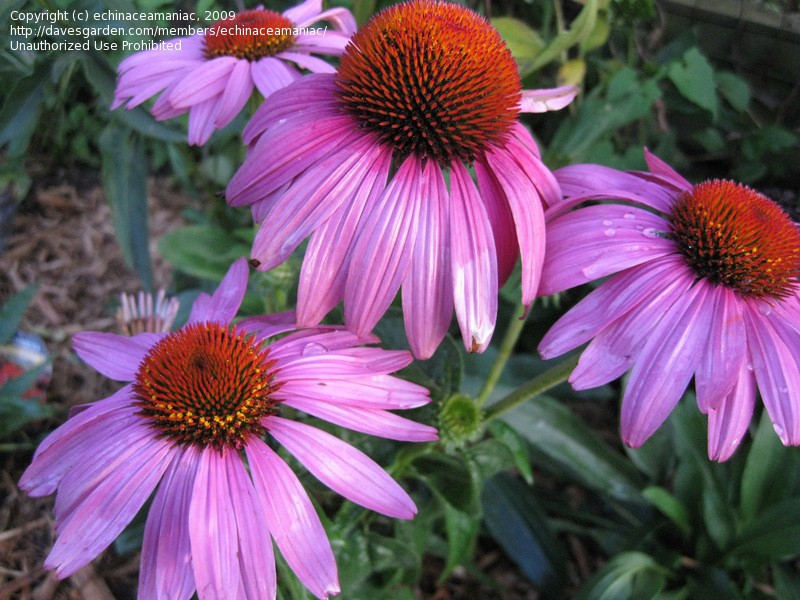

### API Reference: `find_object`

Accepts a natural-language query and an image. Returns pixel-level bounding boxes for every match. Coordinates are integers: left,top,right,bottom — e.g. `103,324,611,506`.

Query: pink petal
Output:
707,364,756,461
250,57,300,99
483,146,547,309
744,305,800,445
695,285,746,413
45,435,175,578
539,205,674,296
19,387,135,496
621,283,714,447
283,396,438,441
72,332,161,381
187,257,248,325
449,160,497,353
283,0,323,25
568,266,695,389
474,160,519,286
168,57,238,108
250,137,383,271
295,6,357,34
643,148,692,190
275,376,430,410
402,160,453,359
292,33,352,55
278,51,336,73
267,417,417,518
267,328,378,360
213,60,254,128
275,350,412,380
344,156,423,337
296,147,392,326
186,97,221,145
554,164,677,214
519,85,579,113
139,446,200,600
245,439,340,599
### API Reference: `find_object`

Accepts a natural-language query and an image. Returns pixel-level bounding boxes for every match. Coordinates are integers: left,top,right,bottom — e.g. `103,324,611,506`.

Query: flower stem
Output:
484,353,579,421
475,302,528,408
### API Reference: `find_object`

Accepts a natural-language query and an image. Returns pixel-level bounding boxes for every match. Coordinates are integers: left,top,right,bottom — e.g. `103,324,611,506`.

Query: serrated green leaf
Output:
99,124,153,289
667,48,718,119
0,285,36,344
641,486,692,536
482,473,566,594
501,397,644,503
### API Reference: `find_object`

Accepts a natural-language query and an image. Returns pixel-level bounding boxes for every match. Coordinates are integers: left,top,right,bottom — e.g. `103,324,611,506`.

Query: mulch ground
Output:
0,170,561,599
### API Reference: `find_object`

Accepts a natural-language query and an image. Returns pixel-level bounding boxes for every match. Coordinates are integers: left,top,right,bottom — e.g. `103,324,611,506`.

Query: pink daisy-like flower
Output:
112,0,356,145
538,149,800,461
20,258,436,599
226,0,578,359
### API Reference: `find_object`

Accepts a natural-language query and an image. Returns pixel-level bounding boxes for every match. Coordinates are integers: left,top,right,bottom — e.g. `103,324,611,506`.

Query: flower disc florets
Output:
335,0,522,165
204,9,296,60
132,322,280,449
670,180,800,299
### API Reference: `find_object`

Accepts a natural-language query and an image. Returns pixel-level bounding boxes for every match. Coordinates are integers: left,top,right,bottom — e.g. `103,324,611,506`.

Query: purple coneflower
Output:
226,0,578,359
112,0,356,145
538,149,800,460
20,258,436,599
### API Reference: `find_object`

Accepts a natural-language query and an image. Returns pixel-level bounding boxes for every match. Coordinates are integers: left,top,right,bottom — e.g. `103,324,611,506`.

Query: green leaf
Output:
0,69,46,157
0,285,36,344
488,420,533,484
530,0,598,72
440,503,480,580
715,71,750,113
0,364,54,438
501,397,644,503
482,473,566,594
82,55,185,143
99,124,153,289
412,453,478,514
740,411,799,520
773,561,800,600
732,497,800,559
574,552,667,600
158,224,251,281
641,486,692,537
667,48,718,120
490,17,544,77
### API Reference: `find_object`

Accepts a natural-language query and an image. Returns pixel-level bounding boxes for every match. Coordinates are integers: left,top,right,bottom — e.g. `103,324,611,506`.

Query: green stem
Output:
484,353,579,421
475,302,528,408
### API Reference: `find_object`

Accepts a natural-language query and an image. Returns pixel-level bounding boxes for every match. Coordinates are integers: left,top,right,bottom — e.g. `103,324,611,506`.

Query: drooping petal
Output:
745,305,800,446
245,439,339,600
282,396,438,441
621,282,714,448
213,59,254,128
72,332,161,381
294,5,357,34
474,159,519,286
344,155,423,336
695,285,746,412
250,56,301,99
282,0,323,25
707,364,756,461
267,417,417,518
402,160,453,359
45,434,175,578
187,96,221,145
188,449,242,600
449,160,497,353
168,57,238,108
139,446,200,600
187,257,248,325
279,51,336,73
296,146,392,326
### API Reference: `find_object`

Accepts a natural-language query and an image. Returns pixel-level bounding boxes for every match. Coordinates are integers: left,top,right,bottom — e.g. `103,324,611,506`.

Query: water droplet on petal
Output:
302,342,328,356
635,224,644,230
623,212,635,220
602,219,613,226
604,229,616,237
642,227,658,238
774,424,785,438
780,386,789,394
758,304,772,316
746,363,754,371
